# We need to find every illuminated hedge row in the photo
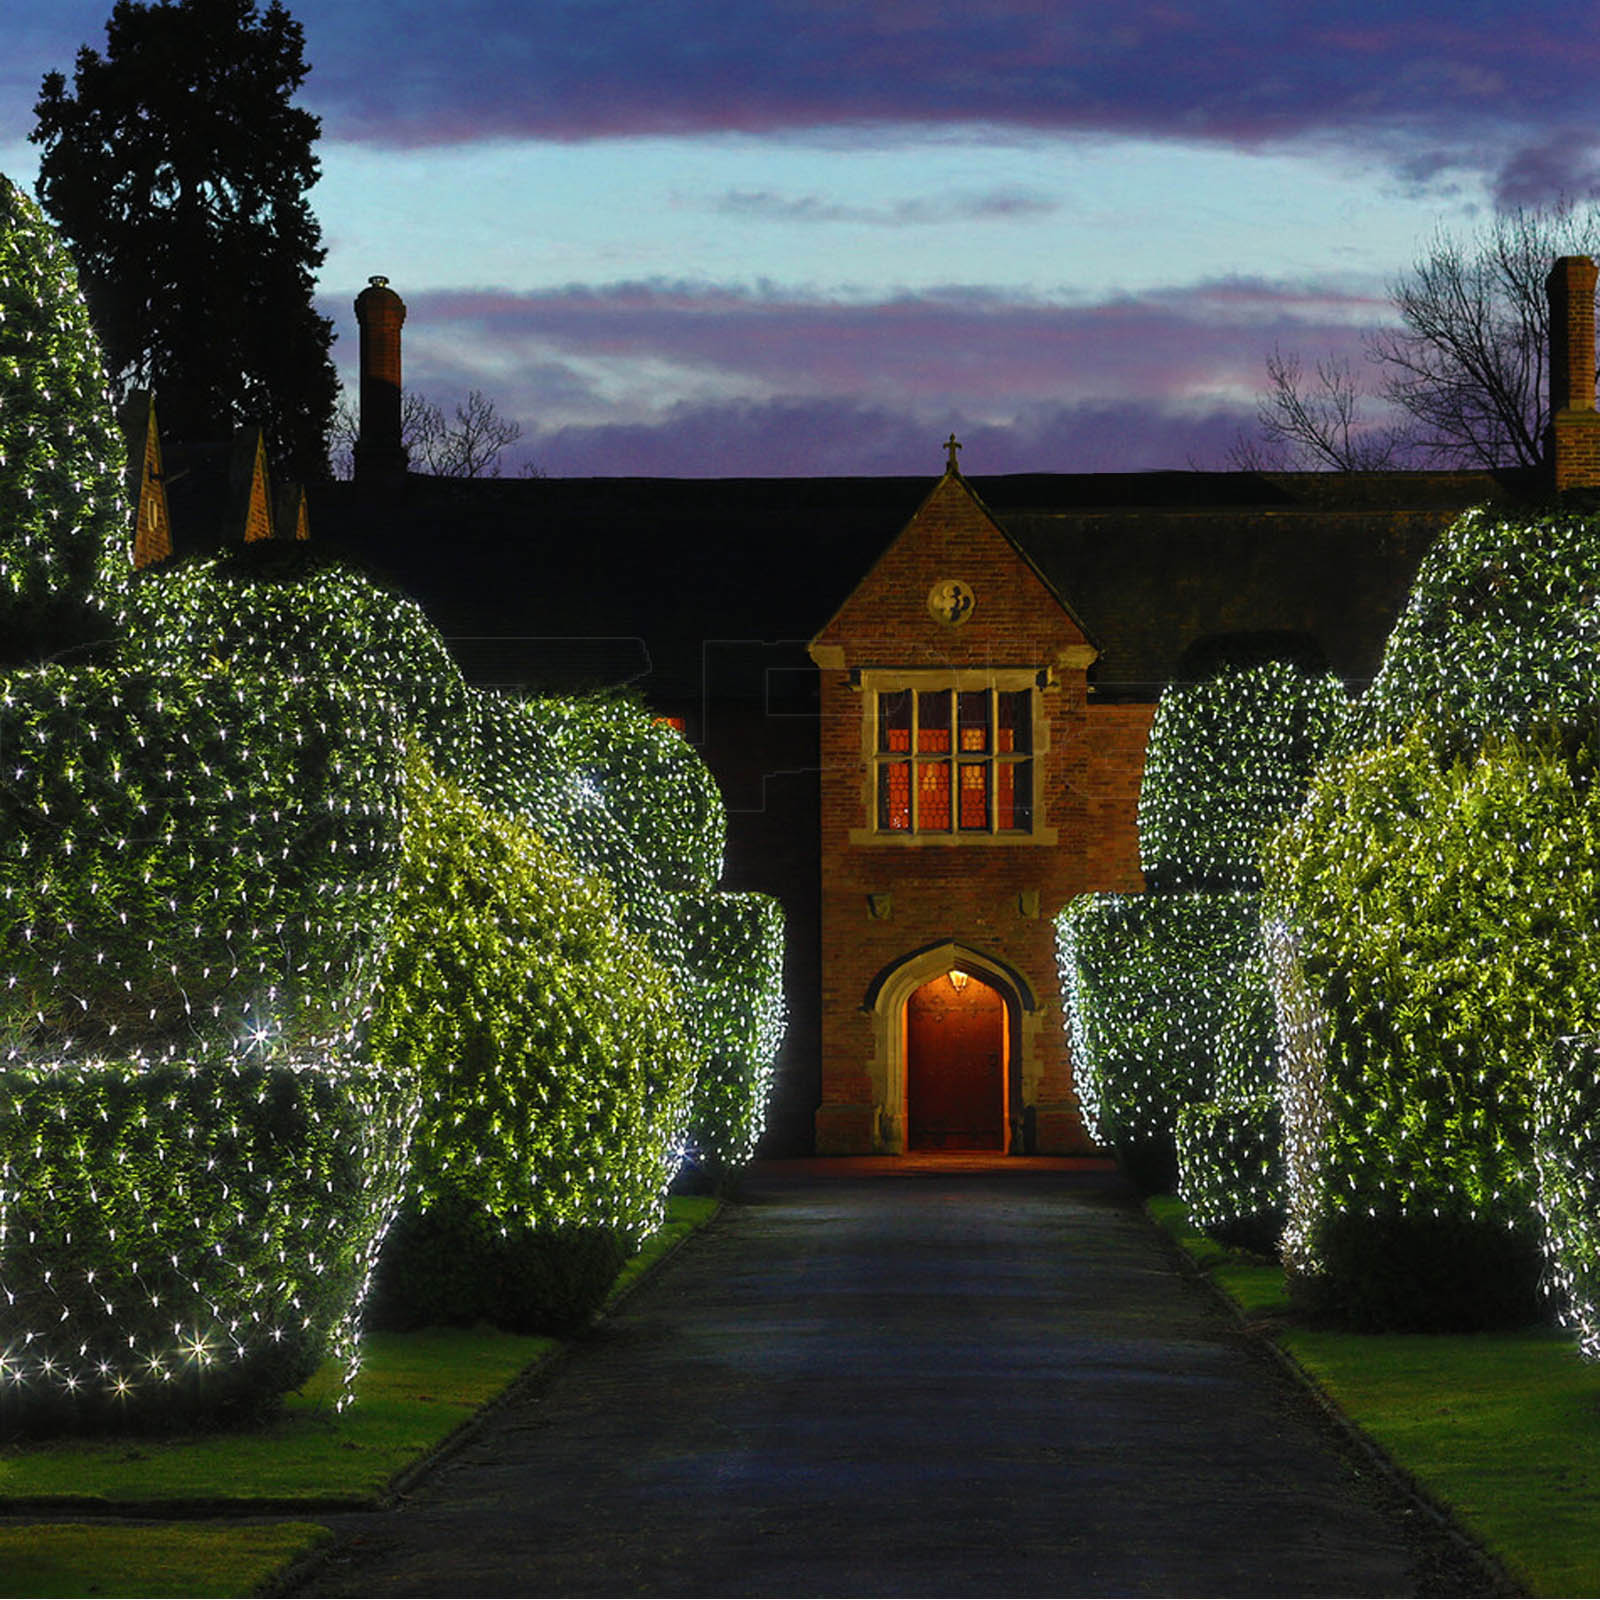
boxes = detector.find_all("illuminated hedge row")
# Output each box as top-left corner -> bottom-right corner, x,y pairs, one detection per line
0,175 -> 125,664
676,892 -> 787,1180
0,1057 -> 418,1431
1173,952 -> 1285,1251
1357,505 -> 1600,756
1263,732 -> 1600,1328
1056,891 -> 1260,1192
1533,1036 -> 1600,1360
0,666 -> 405,1060
1138,661 -> 1348,890
366,754 -> 695,1330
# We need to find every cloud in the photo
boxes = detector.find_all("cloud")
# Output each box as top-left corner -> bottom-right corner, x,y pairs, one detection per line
1492,130 -> 1600,210
707,187 -> 1060,225
329,275 -> 1388,476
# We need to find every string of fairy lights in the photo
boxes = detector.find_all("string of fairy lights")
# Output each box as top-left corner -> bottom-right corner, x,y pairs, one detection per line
0,174 -> 785,1428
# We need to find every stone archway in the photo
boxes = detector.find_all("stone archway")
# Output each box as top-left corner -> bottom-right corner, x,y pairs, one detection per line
862,943 -> 1037,1154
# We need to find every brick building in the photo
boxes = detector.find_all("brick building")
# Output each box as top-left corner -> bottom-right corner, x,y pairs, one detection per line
133,256 -> 1600,1157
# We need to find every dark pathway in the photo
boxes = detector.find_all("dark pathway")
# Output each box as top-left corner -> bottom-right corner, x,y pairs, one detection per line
298,1159 -> 1495,1598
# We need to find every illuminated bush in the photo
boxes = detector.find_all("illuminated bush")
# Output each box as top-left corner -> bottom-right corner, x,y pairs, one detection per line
1138,661 -> 1348,891
1174,953 -> 1285,1252
1264,732 -> 1600,1329
1358,505 -> 1600,754
676,892 -> 787,1182
1056,892 -> 1260,1191
0,666 -> 404,1059
1533,1036 -> 1600,1360
0,174 -> 125,665
0,1057 -> 419,1433
118,546 -> 474,784
367,754 -> 695,1333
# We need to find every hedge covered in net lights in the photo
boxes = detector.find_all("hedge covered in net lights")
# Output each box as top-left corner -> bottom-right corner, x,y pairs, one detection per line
367,752 -> 696,1333
1356,504 -> 1600,755
676,891 -> 787,1182
0,666 -> 405,1060
1263,731 -> 1600,1330
1056,891 -> 1260,1192
0,1057 -> 419,1433
1137,660 -> 1348,891
0,175 -> 126,666
1533,1036 -> 1600,1361
1174,952 -> 1285,1253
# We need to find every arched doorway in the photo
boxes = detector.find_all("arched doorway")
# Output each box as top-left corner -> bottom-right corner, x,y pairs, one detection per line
905,969 -> 1007,1150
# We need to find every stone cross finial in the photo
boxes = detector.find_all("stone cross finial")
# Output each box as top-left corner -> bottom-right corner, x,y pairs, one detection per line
944,432 -> 962,472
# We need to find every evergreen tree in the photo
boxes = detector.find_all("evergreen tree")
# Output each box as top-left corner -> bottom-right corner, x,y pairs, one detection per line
0,174 -> 126,666
32,0 -> 336,482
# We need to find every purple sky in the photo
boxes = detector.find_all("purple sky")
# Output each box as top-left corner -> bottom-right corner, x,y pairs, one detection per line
5,1 -> 1597,476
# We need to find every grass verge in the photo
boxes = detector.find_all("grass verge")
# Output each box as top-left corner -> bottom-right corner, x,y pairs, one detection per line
0,1522 -> 332,1599
1149,1193 -> 1600,1597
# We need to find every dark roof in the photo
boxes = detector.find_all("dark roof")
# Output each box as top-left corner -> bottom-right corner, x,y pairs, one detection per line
307,467 -> 1536,700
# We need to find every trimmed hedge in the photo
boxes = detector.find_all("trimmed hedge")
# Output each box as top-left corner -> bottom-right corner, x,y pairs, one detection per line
1137,660 -> 1348,891
0,174 -> 125,665
1533,1036 -> 1600,1360
676,892 -> 787,1182
1356,505 -> 1600,757
1174,952 -> 1285,1253
1264,732 -> 1600,1329
0,1058 -> 418,1433
0,666 -> 404,1059
1056,891 -> 1260,1192
367,753 -> 695,1333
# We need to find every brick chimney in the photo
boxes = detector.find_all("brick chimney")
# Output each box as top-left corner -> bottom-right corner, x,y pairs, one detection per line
1546,255 -> 1600,491
354,274 -> 408,490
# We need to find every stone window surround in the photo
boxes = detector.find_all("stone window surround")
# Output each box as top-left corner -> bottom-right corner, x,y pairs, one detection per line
849,666 -> 1059,847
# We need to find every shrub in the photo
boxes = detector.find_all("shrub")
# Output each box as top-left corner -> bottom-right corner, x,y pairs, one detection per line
0,174 -> 125,666
1533,1036 -> 1600,1361
117,545 -> 474,784
676,891 -> 787,1183
368,753 -> 695,1333
1175,953 -> 1285,1252
1137,660 -> 1348,891
1357,504 -> 1600,755
1264,732 -> 1600,1329
1056,891 -> 1260,1192
0,1057 -> 419,1433
0,665 -> 404,1060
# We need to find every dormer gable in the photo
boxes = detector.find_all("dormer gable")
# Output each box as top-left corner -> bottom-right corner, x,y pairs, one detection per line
810,448 -> 1098,674
123,391 -> 173,571
227,423 -> 275,545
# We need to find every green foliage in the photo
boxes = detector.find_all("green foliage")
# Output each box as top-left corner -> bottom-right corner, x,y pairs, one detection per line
367,753 -> 695,1331
117,546 -> 474,784
1175,952 -> 1285,1252
1264,732 -> 1600,1328
676,892 -> 787,1182
1056,891 -> 1260,1191
1533,1036 -> 1600,1360
0,1057 -> 419,1432
1137,660 -> 1348,890
0,665 -> 404,1060
31,0 -> 336,479
1358,505 -> 1600,755
0,174 -> 125,665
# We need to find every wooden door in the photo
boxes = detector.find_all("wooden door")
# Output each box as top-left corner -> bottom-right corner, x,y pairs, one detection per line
906,973 -> 1005,1150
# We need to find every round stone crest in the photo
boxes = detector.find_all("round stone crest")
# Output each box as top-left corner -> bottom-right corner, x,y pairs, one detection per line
927,578 -> 976,626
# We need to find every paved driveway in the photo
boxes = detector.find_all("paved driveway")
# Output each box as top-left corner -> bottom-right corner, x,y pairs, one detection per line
298,1158 -> 1497,1597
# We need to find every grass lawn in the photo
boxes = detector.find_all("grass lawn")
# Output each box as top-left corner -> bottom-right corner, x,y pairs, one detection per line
1149,1194 -> 1600,1598
0,1194 -> 719,1597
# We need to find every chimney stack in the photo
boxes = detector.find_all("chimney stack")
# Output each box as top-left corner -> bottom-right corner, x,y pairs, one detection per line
354,275 -> 408,490
1546,255 -> 1600,492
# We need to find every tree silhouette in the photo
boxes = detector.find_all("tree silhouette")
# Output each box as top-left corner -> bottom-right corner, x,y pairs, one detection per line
32,0 -> 337,482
